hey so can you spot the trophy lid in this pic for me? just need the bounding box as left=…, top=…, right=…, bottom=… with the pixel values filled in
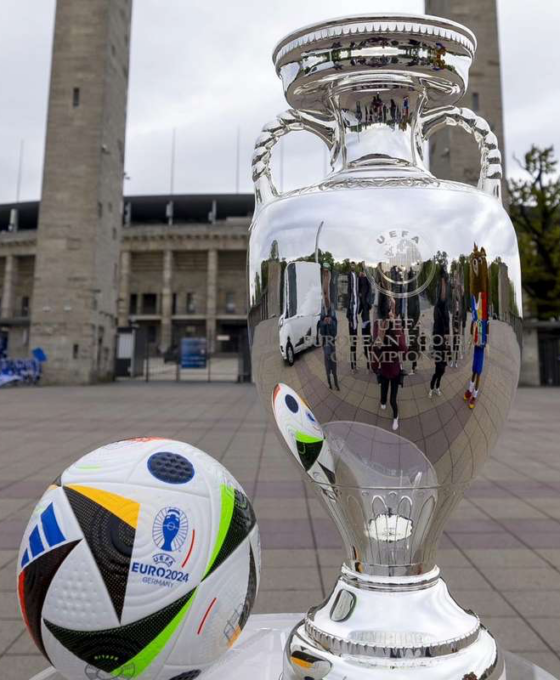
left=273, top=14, right=477, bottom=110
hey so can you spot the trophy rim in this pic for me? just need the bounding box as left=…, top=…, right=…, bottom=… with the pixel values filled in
left=273, top=13, right=477, bottom=68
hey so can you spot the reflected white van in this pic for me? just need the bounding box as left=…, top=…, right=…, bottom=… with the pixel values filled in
left=279, top=261, right=322, bottom=365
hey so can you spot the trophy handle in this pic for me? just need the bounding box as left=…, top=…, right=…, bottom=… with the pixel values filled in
left=421, top=107, right=503, bottom=201
left=252, top=109, right=336, bottom=208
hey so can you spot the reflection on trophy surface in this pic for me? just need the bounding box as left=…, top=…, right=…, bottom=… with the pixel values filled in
left=248, top=13, right=522, bottom=680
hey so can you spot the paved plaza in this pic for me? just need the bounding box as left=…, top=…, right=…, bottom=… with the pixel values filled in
left=0, top=383, right=559, bottom=679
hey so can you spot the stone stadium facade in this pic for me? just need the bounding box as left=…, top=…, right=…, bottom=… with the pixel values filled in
left=0, top=194, right=252, bottom=368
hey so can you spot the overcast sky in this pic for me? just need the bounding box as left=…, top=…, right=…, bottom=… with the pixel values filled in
left=0, top=0, right=559, bottom=204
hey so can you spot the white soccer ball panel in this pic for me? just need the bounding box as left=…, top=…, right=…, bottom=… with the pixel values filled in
left=61, top=438, right=163, bottom=486
left=42, top=539, right=119, bottom=630
left=167, top=539, right=251, bottom=667
left=42, top=624, right=88, bottom=680
left=122, top=486, right=212, bottom=625
left=248, top=526, right=261, bottom=592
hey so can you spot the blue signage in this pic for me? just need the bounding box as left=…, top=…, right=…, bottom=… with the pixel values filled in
left=181, top=337, right=207, bottom=369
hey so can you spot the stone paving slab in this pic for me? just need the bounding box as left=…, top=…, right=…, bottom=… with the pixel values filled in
left=0, top=383, right=559, bottom=678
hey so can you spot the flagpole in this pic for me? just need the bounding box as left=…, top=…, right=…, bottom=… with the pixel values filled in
left=280, top=139, right=284, bottom=192
left=236, top=126, right=240, bottom=193
left=170, top=128, right=176, bottom=196
left=16, top=140, right=24, bottom=203
left=167, top=128, right=176, bottom=225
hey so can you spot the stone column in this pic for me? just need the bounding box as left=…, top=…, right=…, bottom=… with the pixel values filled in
left=1, top=255, right=16, bottom=319
left=118, top=250, right=131, bottom=327
left=28, top=0, right=133, bottom=385
left=161, top=250, right=174, bottom=352
left=519, top=324, right=541, bottom=386
left=207, top=249, right=218, bottom=352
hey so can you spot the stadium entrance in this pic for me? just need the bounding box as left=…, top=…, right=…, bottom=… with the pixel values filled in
left=117, top=325, right=251, bottom=383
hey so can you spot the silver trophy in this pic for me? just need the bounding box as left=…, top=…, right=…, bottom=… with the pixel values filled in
left=248, top=14, right=522, bottom=680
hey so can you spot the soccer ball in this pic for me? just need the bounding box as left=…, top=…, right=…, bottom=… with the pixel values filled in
left=272, top=383, right=335, bottom=486
left=17, top=438, right=260, bottom=680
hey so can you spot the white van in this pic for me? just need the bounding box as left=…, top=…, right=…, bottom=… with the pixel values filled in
left=279, top=261, right=322, bottom=365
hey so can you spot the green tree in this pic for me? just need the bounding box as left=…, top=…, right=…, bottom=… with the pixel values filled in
left=253, top=272, right=261, bottom=306
left=424, top=251, right=449, bottom=305
left=508, top=146, right=560, bottom=319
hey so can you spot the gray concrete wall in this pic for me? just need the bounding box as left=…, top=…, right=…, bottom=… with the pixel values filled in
left=14, top=256, right=34, bottom=320
left=0, top=258, right=5, bottom=309
left=217, top=250, right=247, bottom=317
left=173, top=251, right=209, bottom=317
left=520, top=325, right=541, bottom=386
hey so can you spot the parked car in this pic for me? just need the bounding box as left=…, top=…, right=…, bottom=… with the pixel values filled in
left=279, top=261, right=322, bottom=365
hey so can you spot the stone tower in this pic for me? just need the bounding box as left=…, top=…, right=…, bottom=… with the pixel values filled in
left=425, top=0, right=507, bottom=187
left=30, top=0, right=132, bottom=384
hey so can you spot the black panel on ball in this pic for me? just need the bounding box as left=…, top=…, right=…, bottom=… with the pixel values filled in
left=44, top=588, right=196, bottom=673
left=204, top=490, right=256, bottom=580
left=64, top=486, right=135, bottom=622
left=20, top=540, right=81, bottom=661
left=239, top=546, right=258, bottom=632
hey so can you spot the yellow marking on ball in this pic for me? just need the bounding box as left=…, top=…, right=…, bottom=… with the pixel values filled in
left=66, top=485, right=140, bottom=528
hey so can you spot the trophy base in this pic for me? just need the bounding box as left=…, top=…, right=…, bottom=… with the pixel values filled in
left=28, top=615, right=557, bottom=680
left=283, top=566, right=504, bottom=679
left=284, top=621, right=503, bottom=679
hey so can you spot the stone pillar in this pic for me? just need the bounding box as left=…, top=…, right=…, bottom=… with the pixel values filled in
left=519, top=324, right=541, bottom=386
left=1, top=255, right=16, bottom=319
left=160, top=250, right=174, bottom=352
left=118, top=250, right=131, bottom=327
left=425, top=0, right=507, bottom=195
left=29, top=0, right=132, bottom=384
left=207, top=249, right=218, bottom=352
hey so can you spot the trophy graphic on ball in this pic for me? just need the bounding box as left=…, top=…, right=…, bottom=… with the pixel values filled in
left=248, top=13, right=522, bottom=680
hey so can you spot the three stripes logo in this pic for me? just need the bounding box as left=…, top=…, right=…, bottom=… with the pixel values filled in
left=20, top=503, right=66, bottom=568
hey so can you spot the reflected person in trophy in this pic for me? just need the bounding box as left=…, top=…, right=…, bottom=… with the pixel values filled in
left=358, top=267, right=373, bottom=371
left=373, top=300, right=407, bottom=431
left=320, top=305, right=339, bottom=391
left=464, top=244, right=490, bottom=409
left=391, top=264, right=405, bottom=318
left=429, top=307, right=450, bottom=398
left=429, top=267, right=451, bottom=397
left=406, top=266, right=421, bottom=374
left=451, top=263, right=465, bottom=367
left=374, top=265, right=392, bottom=322
left=320, top=263, right=340, bottom=391
left=346, top=262, right=359, bottom=372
